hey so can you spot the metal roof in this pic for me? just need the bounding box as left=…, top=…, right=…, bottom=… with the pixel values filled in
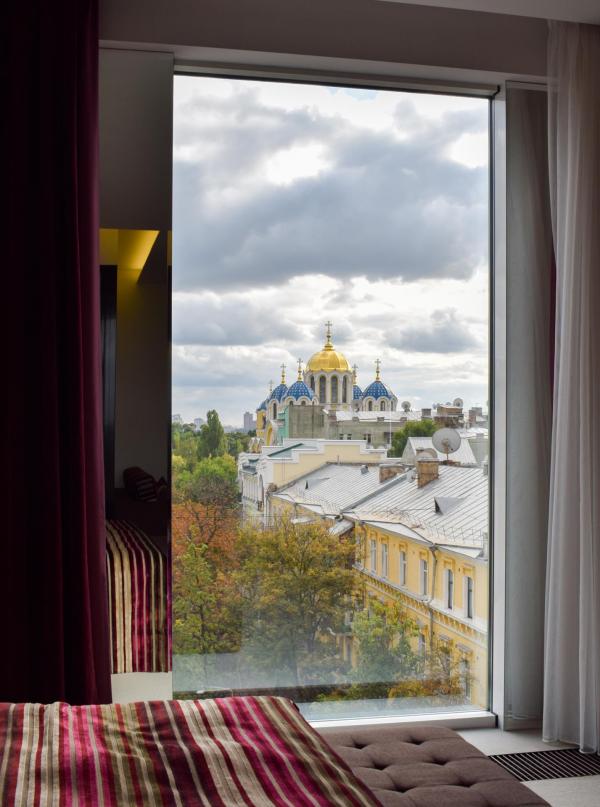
left=273, top=462, right=385, bottom=515
left=346, top=465, right=488, bottom=547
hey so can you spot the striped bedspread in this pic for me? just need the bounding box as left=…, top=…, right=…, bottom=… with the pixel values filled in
left=106, top=519, right=170, bottom=674
left=0, top=696, right=379, bottom=806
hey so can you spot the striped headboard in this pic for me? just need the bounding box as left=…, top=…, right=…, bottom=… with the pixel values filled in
left=106, top=520, right=171, bottom=673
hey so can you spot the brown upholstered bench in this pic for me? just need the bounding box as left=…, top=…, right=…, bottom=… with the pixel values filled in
left=320, top=724, right=549, bottom=806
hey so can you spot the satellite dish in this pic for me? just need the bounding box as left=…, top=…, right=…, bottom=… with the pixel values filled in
left=432, top=427, right=461, bottom=460
left=401, top=400, right=411, bottom=412
left=453, top=397, right=464, bottom=408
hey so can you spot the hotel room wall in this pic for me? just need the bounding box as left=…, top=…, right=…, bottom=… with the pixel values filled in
left=99, top=50, right=173, bottom=486
left=99, top=0, right=547, bottom=79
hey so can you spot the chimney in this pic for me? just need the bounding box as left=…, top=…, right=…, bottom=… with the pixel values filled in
left=416, top=449, right=439, bottom=488
left=379, top=461, right=405, bottom=484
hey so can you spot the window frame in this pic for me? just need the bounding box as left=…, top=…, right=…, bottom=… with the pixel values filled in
left=399, top=549, right=407, bottom=587
left=420, top=557, right=429, bottom=596
left=169, top=62, right=506, bottom=731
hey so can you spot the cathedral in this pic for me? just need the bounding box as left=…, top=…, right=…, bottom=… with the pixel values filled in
left=255, top=323, right=398, bottom=447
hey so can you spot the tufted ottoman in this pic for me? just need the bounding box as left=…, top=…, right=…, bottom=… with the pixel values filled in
left=319, top=724, right=549, bottom=806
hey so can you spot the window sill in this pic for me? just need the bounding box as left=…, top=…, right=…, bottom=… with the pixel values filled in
left=309, top=710, right=496, bottom=731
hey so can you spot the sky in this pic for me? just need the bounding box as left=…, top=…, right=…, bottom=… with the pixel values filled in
left=172, top=76, right=489, bottom=427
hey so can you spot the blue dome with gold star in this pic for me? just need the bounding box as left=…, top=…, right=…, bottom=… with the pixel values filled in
left=286, top=360, right=315, bottom=402
left=362, top=360, right=394, bottom=400
left=362, top=380, right=392, bottom=400
left=287, top=380, right=315, bottom=401
left=353, top=384, right=363, bottom=400
left=269, top=365, right=289, bottom=402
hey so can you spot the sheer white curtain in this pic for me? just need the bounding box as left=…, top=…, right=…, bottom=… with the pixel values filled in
left=544, top=21, right=600, bottom=753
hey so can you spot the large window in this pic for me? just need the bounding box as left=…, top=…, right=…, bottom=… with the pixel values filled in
left=172, top=74, right=490, bottom=720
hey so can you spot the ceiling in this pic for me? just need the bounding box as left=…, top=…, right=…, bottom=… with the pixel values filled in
left=378, top=0, right=600, bottom=25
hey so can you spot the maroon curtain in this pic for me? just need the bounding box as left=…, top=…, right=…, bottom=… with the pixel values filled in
left=3, top=2, right=111, bottom=703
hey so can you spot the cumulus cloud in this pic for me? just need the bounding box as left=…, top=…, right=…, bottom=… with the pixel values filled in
left=388, top=308, right=481, bottom=354
left=173, top=82, right=488, bottom=293
left=171, top=78, right=490, bottom=423
left=172, top=292, right=304, bottom=345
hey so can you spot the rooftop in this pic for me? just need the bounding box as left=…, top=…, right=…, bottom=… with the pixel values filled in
left=347, top=464, right=488, bottom=547
left=274, top=462, right=389, bottom=516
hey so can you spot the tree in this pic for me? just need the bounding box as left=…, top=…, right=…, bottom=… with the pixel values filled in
left=225, top=431, right=251, bottom=459
left=173, top=539, right=242, bottom=659
left=350, top=599, right=420, bottom=685
left=199, top=410, right=226, bottom=458
left=390, top=419, right=438, bottom=458
left=233, top=516, right=358, bottom=686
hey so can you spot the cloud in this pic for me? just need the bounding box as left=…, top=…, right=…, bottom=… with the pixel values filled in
left=388, top=308, right=481, bottom=354
left=172, top=292, right=303, bottom=345
left=172, top=82, right=488, bottom=292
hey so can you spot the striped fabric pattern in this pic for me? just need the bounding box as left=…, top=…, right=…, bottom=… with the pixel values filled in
left=106, top=520, right=171, bottom=674
left=0, top=697, right=379, bottom=806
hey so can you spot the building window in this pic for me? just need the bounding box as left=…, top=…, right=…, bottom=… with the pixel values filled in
left=400, top=550, right=407, bottom=586
left=319, top=375, right=326, bottom=402
left=331, top=375, right=338, bottom=403
left=342, top=376, right=348, bottom=402
left=418, top=633, right=426, bottom=655
left=465, top=576, right=474, bottom=619
left=370, top=539, right=377, bottom=572
left=446, top=569, right=454, bottom=610
left=420, top=558, right=429, bottom=596
left=461, top=658, right=472, bottom=700
left=271, top=402, right=277, bottom=419
left=380, top=400, right=386, bottom=411
left=381, top=543, right=388, bottom=578
left=310, top=374, right=315, bottom=390
left=368, top=400, right=373, bottom=411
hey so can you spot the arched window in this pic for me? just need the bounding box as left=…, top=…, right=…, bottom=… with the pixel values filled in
left=380, top=400, right=386, bottom=411
left=319, top=375, right=326, bottom=402
left=309, top=375, right=315, bottom=391
left=368, top=400, right=373, bottom=411
left=331, top=376, right=338, bottom=403
left=342, top=376, right=348, bottom=402
left=271, top=402, right=277, bottom=419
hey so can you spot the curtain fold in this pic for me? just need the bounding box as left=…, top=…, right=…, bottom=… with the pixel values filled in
left=544, top=21, right=600, bottom=753
left=505, top=85, right=553, bottom=725
left=3, top=1, right=111, bottom=704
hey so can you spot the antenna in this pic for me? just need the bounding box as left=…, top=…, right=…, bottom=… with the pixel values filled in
left=401, top=400, right=411, bottom=413
left=453, top=397, right=464, bottom=408
left=432, top=427, right=461, bottom=462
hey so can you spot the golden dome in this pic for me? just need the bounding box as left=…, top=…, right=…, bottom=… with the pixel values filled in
left=306, top=322, right=351, bottom=373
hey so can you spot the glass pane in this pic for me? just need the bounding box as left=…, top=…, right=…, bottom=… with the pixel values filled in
left=172, top=75, right=490, bottom=720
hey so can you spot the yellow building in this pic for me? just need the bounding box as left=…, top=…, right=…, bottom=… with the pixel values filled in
left=270, top=453, right=489, bottom=708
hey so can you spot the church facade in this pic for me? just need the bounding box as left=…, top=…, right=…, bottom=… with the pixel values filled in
left=255, top=323, right=398, bottom=447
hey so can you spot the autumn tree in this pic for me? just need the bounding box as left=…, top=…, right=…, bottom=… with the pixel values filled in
left=350, top=598, right=420, bottom=685
left=233, top=516, right=358, bottom=686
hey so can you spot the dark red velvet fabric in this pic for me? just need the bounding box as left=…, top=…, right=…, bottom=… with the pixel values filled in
left=3, top=2, right=111, bottom=704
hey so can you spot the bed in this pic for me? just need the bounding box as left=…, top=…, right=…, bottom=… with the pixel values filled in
left=0, top=696, right=379, bottom=806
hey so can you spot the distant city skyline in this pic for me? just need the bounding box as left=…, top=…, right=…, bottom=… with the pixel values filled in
left=172, top=77, right=489, bottom=424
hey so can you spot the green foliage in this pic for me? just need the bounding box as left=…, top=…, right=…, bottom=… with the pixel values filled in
left=350, top=599, right=420, bottom=684
left=173, top=524, right=242, bottom=659
left=233, top=516, right=358, bottom=685
left=225, top=431, right=251, bottom=458
left=199, top=410, right=226, bottom=458
left=390, top=419, right=438, bottom=457
left=173, top=454, right=239, bottom=507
